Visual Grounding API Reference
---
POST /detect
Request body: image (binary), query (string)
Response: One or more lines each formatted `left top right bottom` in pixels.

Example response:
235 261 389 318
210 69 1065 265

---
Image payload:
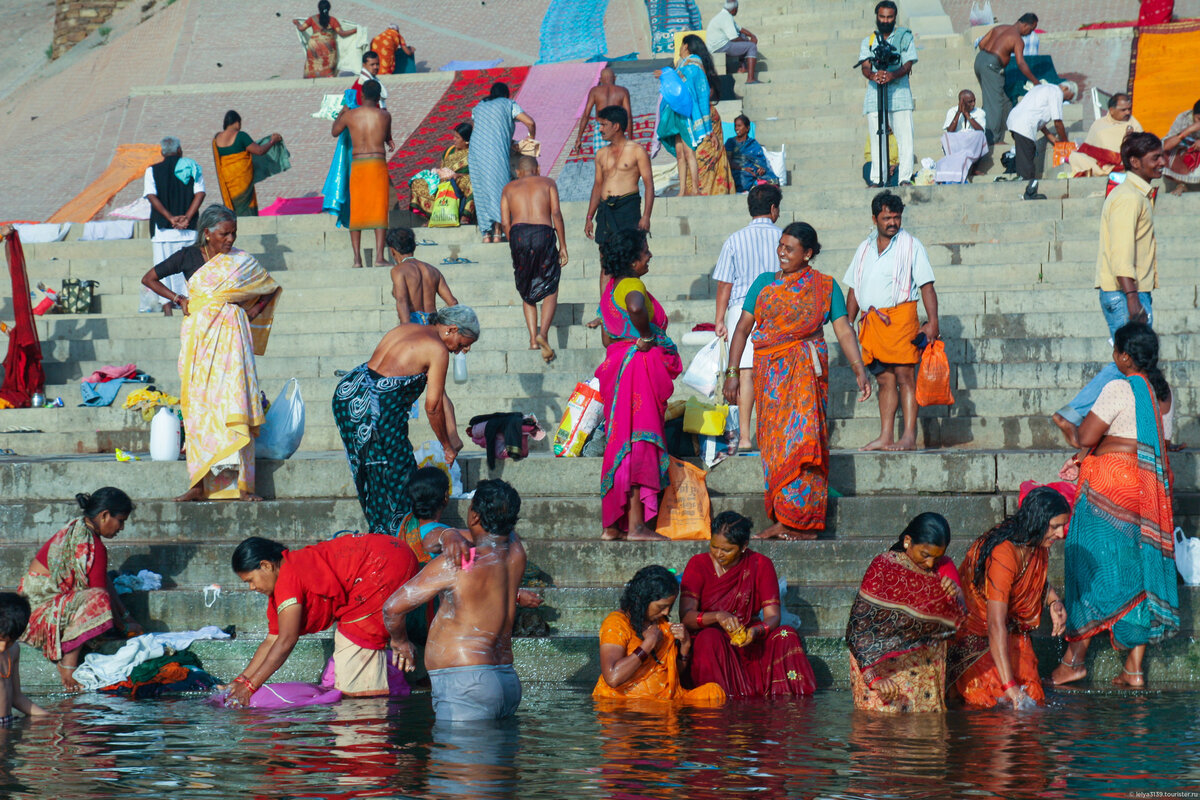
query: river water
3 685 1198 798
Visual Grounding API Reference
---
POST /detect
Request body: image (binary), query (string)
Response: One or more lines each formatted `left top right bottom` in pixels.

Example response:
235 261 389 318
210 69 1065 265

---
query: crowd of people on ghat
0 0 1189 729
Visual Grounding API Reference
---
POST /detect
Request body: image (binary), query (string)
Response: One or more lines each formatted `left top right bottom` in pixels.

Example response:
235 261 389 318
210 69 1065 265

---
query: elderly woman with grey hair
141 135 207 315
142 203 283 502
333 305 480 536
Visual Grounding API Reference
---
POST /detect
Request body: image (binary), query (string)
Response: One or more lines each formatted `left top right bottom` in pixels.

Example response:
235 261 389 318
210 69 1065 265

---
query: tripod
872 76 890 186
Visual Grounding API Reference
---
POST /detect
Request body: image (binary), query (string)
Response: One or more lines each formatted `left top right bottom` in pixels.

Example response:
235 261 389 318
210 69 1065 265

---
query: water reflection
0 689 1198 798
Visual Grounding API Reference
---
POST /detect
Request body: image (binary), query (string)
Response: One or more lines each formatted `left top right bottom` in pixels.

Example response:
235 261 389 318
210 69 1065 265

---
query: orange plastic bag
655 457 711 540
1052 141 1077 167
915 339 954 407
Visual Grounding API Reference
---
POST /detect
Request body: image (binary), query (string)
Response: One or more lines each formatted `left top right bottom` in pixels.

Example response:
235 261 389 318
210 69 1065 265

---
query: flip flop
441 257 476 265
416 239 438 246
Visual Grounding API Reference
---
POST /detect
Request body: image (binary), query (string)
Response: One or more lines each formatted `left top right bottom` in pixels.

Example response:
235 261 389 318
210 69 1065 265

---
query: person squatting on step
384 479 527 721
0 592 50 724
713 183 784 451
18 488 141 692
1005 80 1076 200
141 136 205 315
1052 132 1165 446
859 1 918 186
844 190 938 452
386 227 458 325
333 305 479 537
501 155 568 364
144 204 282 502
226 534 418 707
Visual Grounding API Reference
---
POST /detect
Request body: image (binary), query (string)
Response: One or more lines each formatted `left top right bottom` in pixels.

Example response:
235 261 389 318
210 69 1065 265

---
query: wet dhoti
508 223 560 304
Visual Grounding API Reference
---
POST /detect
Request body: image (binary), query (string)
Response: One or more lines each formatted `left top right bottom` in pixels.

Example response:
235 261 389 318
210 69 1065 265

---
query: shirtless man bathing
332 80 394 269
384 479 526 721
502 155 568 363
386 226 458 324
585 106 654 327
574 68 632 154
974 13 1039 146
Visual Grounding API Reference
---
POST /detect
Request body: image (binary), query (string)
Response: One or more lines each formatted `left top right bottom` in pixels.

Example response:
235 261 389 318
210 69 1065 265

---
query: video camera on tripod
865 37 901 72
855 35 904 185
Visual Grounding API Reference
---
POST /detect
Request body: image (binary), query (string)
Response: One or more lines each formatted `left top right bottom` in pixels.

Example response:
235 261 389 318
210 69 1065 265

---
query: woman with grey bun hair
334 304 480 537
142 203 283 503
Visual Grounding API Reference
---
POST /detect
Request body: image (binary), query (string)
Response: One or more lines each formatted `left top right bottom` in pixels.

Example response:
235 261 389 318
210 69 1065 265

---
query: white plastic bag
257 378 305 460
1175 527 1200 586
682 337 727 398
968 0 993 26
414 440 466 498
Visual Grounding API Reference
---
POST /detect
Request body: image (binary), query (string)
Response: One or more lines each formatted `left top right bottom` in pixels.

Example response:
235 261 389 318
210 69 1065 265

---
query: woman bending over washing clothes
948 487 1071 709
19 488 141 691
680 511 817 697
1052 322 1178 689
226 534 418 707
846 512 964 712
594 565 725 704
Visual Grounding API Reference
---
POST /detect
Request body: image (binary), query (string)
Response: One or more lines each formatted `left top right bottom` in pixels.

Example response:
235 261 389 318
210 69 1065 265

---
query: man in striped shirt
713 184 783 450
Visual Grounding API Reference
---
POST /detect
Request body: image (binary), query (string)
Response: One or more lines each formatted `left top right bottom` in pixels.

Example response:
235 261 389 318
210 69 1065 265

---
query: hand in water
226 681 254 708
873 677 899 701
1001 686 1037 711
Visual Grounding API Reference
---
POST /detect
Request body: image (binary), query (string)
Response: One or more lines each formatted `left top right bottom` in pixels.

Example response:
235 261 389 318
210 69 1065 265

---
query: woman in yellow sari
408 123 475 225
212 111 283 217
141 205 281 502
594 565 725 705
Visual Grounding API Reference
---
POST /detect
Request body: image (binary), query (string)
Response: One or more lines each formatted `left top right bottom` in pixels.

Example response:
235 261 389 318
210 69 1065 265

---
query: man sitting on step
384 479 526 721
844 191 938 452
386 227 458 324
706 0 760 84
1067 93 1142 177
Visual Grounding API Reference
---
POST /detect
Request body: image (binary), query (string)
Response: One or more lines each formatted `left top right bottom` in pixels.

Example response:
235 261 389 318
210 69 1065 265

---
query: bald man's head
599 68 615 84
959 89 977 112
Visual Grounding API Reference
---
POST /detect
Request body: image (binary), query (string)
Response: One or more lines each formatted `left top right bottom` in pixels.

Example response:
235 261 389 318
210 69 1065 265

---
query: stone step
1 449 1196 502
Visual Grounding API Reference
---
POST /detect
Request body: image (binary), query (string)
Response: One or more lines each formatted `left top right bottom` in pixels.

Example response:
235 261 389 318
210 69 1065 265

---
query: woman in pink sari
680 511 817 697
595 229 681 540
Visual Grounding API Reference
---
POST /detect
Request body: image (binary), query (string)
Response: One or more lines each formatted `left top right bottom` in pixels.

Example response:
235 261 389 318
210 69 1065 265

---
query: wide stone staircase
2 0 1199 690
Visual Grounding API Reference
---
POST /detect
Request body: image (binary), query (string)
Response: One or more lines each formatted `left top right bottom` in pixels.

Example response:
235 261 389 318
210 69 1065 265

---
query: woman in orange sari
212 111 283 217
724 222 871 539
141 205 282 501
594 565 725 705
19 488 141 690
294 1 357 79
948 486 1071 709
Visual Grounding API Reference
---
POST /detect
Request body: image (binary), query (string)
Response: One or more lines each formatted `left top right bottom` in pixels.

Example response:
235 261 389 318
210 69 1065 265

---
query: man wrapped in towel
1068 93 1142 177
331 79 394 269
844 191 938 452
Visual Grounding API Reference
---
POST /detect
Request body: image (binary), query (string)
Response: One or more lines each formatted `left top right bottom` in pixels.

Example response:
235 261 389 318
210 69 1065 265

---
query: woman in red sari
680 511 816 697
724 222 871 539
293 1 357 79
595 229 681 541
846 513 965 712
948 487 1071 709
19 488 141 690
227 534 418 707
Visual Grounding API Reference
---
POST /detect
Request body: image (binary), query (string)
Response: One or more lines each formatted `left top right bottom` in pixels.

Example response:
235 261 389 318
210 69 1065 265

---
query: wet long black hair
889 512 951 552
1114 322 1170 402
971 487 1070 591
619 565 678 634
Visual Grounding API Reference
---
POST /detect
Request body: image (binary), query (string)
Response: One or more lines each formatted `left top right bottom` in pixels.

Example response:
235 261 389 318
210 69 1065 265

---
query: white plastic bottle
453 352 468 384
149 407 181 461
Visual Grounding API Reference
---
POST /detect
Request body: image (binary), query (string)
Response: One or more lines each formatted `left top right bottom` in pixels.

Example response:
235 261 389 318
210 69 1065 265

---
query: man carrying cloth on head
332 80 394 269
502 155 568 364
844 190 938 452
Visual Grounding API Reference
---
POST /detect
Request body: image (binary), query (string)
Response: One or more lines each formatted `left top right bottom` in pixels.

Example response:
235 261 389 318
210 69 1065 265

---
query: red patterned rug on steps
387 66 531 208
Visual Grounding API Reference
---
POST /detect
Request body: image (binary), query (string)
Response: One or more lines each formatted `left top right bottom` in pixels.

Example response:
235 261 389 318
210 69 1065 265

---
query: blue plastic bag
659 67 692 116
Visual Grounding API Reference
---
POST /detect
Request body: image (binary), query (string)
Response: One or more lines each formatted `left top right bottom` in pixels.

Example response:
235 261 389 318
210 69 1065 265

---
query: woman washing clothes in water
226 534 418 707
19 488 142 691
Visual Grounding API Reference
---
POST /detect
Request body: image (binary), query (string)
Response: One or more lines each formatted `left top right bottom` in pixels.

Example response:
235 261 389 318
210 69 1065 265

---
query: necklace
0 657 11 679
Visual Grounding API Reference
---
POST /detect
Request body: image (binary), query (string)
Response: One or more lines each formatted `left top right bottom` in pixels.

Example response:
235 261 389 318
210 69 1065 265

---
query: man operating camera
859 1 918 186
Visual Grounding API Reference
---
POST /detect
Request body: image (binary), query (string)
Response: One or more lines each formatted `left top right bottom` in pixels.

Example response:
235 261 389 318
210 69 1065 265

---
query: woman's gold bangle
724 368 739 377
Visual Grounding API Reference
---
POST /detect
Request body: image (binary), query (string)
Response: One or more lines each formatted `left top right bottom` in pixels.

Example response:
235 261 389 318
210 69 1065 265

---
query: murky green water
2 686 1198 799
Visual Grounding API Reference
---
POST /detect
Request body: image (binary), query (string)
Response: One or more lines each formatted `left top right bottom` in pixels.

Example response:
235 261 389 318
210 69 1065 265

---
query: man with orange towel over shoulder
844 190 939 451
332 80 394 269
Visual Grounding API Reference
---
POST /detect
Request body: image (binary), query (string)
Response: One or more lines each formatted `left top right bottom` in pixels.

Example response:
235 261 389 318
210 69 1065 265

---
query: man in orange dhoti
332 80 394 268
844 191 938 451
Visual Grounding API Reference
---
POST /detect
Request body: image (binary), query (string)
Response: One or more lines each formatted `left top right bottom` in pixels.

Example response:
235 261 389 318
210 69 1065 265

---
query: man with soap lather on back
383 479 526 721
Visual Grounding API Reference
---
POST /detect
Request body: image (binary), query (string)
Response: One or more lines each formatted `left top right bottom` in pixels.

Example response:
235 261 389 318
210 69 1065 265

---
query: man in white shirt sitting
1006 80 1076 200
706 0 760 84
936 90 988 182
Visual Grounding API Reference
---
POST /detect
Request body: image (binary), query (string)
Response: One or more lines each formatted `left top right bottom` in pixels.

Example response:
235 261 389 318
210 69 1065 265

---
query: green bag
428 181 461 228
59 278 98 314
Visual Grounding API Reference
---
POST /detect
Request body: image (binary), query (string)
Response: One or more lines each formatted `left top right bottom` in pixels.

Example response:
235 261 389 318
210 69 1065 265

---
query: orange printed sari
949 539 1048 707
212 138 257 217
592 611 725 704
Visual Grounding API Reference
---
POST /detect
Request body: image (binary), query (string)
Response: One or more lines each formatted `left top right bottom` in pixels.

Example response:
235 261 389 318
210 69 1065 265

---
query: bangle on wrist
632 646 649 663
724 367 739 377
999 679 1020 692
234 675 257 692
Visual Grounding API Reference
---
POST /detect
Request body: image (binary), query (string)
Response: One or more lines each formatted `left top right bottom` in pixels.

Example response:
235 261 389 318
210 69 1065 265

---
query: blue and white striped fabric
468 97 520 235
712 217 782 306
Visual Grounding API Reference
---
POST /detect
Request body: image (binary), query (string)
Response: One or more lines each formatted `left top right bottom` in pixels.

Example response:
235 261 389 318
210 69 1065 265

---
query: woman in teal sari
725 114 778 193
1051 322 1178 689
656 34 717 197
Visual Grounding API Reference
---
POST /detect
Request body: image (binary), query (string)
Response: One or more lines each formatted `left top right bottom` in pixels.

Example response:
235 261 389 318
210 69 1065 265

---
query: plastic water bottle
150 406 181 461
453 352 468 384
